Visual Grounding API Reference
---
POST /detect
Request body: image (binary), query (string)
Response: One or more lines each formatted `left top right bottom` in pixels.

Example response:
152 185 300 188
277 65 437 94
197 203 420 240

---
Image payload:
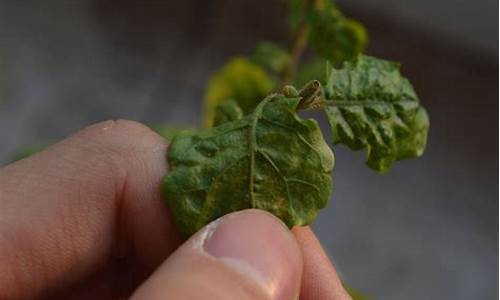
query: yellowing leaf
203 57 274 128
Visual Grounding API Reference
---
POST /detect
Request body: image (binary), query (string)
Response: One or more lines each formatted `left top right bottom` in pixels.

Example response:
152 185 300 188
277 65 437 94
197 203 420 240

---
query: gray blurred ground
0 0 498 299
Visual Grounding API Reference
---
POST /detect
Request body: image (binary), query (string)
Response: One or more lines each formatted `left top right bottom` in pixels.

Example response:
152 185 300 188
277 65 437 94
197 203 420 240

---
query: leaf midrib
325 99 415 107
249 95 275 207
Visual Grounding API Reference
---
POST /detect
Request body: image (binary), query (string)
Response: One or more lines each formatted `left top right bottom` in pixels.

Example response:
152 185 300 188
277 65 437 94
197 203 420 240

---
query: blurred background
0 0 497 299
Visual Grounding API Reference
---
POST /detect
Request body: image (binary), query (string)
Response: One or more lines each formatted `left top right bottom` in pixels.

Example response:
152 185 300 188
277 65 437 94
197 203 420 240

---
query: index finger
293 226 353 300
0 120 181 299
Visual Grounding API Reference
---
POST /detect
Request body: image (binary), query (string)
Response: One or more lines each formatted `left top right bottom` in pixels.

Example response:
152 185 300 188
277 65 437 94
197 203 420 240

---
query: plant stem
280 0 323 87
280 23 309 86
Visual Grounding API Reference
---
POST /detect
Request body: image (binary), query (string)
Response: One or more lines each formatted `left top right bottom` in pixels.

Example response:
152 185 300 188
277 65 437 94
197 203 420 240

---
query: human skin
0 120 351 300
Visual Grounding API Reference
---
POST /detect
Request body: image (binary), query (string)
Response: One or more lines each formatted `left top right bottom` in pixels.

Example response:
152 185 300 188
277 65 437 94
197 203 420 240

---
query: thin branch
279 0 323 87
280 23 309 86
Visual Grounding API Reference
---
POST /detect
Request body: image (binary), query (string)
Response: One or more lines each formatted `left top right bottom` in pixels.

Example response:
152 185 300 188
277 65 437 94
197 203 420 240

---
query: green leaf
344 285 370 300
287 0 331 30
203 57 274 128
9 143 47 163
308 7 367 64
212 99 244 126
288 0 367 64
164 92 334 237
252 42 291 75
324 55 429 173
294 57 327 87
152 125 198 141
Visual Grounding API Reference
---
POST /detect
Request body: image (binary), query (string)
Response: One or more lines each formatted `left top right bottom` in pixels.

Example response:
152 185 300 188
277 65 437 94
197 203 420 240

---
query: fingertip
202 209 302 299
132 209 303 300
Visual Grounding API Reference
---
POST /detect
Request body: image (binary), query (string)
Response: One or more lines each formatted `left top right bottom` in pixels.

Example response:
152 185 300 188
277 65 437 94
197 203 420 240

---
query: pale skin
0 120 352 300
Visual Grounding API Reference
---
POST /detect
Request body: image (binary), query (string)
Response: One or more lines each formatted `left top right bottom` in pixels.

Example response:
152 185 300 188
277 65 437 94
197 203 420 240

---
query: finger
292 226 352 300
0 120 181 299
131 209 303 300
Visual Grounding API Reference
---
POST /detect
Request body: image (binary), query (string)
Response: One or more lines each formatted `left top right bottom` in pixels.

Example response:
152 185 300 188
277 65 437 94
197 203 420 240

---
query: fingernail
202 209 302 300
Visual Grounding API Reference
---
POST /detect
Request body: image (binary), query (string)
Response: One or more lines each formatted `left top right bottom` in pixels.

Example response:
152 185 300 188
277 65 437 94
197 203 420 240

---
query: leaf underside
164 94 334 237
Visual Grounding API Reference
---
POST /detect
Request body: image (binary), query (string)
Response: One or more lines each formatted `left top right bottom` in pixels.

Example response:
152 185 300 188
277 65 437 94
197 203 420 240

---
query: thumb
131 209 303 300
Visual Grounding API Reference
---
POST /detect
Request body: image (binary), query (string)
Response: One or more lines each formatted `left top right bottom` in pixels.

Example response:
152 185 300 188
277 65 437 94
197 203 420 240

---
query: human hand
0 120 352 300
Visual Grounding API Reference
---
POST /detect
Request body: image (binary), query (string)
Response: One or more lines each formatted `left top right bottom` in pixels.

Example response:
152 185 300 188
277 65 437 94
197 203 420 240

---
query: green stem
280 0 323 87
280 23 309 86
